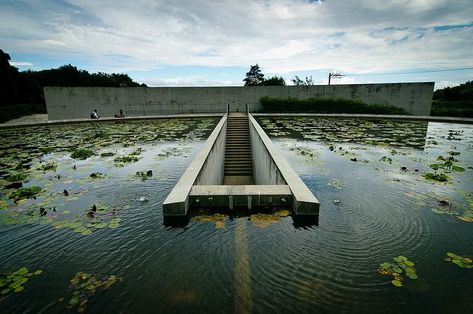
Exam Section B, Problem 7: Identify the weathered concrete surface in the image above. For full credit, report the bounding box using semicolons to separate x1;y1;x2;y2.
189;185;292;209
249;114;320;215
44;83;434;120
163;114;227;216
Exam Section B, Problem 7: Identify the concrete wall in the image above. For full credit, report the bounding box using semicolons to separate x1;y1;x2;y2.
250;117;286;185
194;118;226;185
163;114;227;216
44;82;434;120
249;114;319;215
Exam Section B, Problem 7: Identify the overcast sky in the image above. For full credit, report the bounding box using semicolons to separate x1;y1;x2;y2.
1;0;472;88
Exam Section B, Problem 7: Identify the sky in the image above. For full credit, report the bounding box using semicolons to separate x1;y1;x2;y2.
1;0;473;89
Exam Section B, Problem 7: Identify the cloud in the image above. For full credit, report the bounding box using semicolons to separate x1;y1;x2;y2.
1;0;472;85
10;61;33;67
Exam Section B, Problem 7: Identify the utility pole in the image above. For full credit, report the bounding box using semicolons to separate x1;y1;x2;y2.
328;72;343;85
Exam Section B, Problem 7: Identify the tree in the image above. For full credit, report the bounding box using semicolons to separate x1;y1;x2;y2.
292;75;314;86
243;64;265;86
261;76;286;86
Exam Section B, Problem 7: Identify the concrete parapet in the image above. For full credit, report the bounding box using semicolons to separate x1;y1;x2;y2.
248;114;320;215
163;114;227;216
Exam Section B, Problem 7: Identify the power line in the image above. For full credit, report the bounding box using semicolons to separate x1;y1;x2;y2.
345;66;473;76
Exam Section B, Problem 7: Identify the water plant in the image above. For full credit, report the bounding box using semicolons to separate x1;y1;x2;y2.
445;252;473;269
71;148;94;160
250;210;290;228
0;267;43;297
328;178;345;189
192;212;227;229
378;255;418;288
7;186;42;202
134;170;153;180
89;172;105;179
422;173;449;182
99;152;115;157
67;272;122;312
380;156;393;164
38;162;56;172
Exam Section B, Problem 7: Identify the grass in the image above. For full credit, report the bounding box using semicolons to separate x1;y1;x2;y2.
260;97;409;114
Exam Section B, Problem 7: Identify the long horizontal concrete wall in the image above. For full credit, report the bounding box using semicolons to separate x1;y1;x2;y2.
44;82;434;120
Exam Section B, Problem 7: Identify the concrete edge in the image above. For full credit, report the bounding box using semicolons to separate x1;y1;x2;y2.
162;114;228;216
0;113;224;129
190;185;292;196
248;114;320;215
252;113;473;124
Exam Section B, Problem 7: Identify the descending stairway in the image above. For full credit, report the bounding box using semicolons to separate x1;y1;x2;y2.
223;112;254;185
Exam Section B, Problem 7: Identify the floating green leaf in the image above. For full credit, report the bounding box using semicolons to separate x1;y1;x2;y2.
67;272;122;312
71;148;94;160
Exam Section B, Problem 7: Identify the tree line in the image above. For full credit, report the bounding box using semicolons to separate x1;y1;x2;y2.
0;49;145;107
243;64;314;86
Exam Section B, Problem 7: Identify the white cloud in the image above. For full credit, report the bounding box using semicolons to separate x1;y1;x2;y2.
1;0;473;84
10;61;33;67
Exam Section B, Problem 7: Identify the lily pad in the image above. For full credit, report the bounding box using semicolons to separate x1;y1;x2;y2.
391;280;403;287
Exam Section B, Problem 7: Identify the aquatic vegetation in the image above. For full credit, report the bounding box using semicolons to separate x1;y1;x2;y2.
192;212;227;229
445;252;473;269
289;146;317;158
7;186;42;202
38;162;57;172
0;267;42;297
51;203;121;235
430;161;465;172
89;172;105;179
67;272;122;312
250;210;290;228
378;256;418;288
114;155;140;166
134;170;153;181
328;178;345;189
71;148;95;160
5;171;28;182
380;156;393;164
156;146;192;160
422;173;449;182
99;152;115;157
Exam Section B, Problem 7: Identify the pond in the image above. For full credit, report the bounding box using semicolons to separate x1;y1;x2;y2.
0;116;472;313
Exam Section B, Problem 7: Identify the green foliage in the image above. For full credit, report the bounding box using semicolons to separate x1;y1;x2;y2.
433;81;473;101
260;96;409;114
431;100;473;118
0;267;43;297
423;173;449;182
8;186;42;202
378;256;418;288
243;64;265;86
67;272;122;312
260;76;286;86
292;75;314;86
71;148;94;160
445;252;473;269
432;81;473;117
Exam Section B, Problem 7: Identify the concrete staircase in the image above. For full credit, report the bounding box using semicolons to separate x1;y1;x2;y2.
224;112;254;185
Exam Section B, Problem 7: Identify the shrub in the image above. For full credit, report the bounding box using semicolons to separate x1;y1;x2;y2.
259;97;409;115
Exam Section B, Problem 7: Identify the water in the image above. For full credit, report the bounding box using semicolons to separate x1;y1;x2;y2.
0;117;472;313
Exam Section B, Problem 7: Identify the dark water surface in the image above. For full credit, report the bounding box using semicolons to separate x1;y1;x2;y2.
0;117;472;313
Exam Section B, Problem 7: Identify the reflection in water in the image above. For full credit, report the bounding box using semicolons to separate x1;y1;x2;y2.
0;117;472;313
